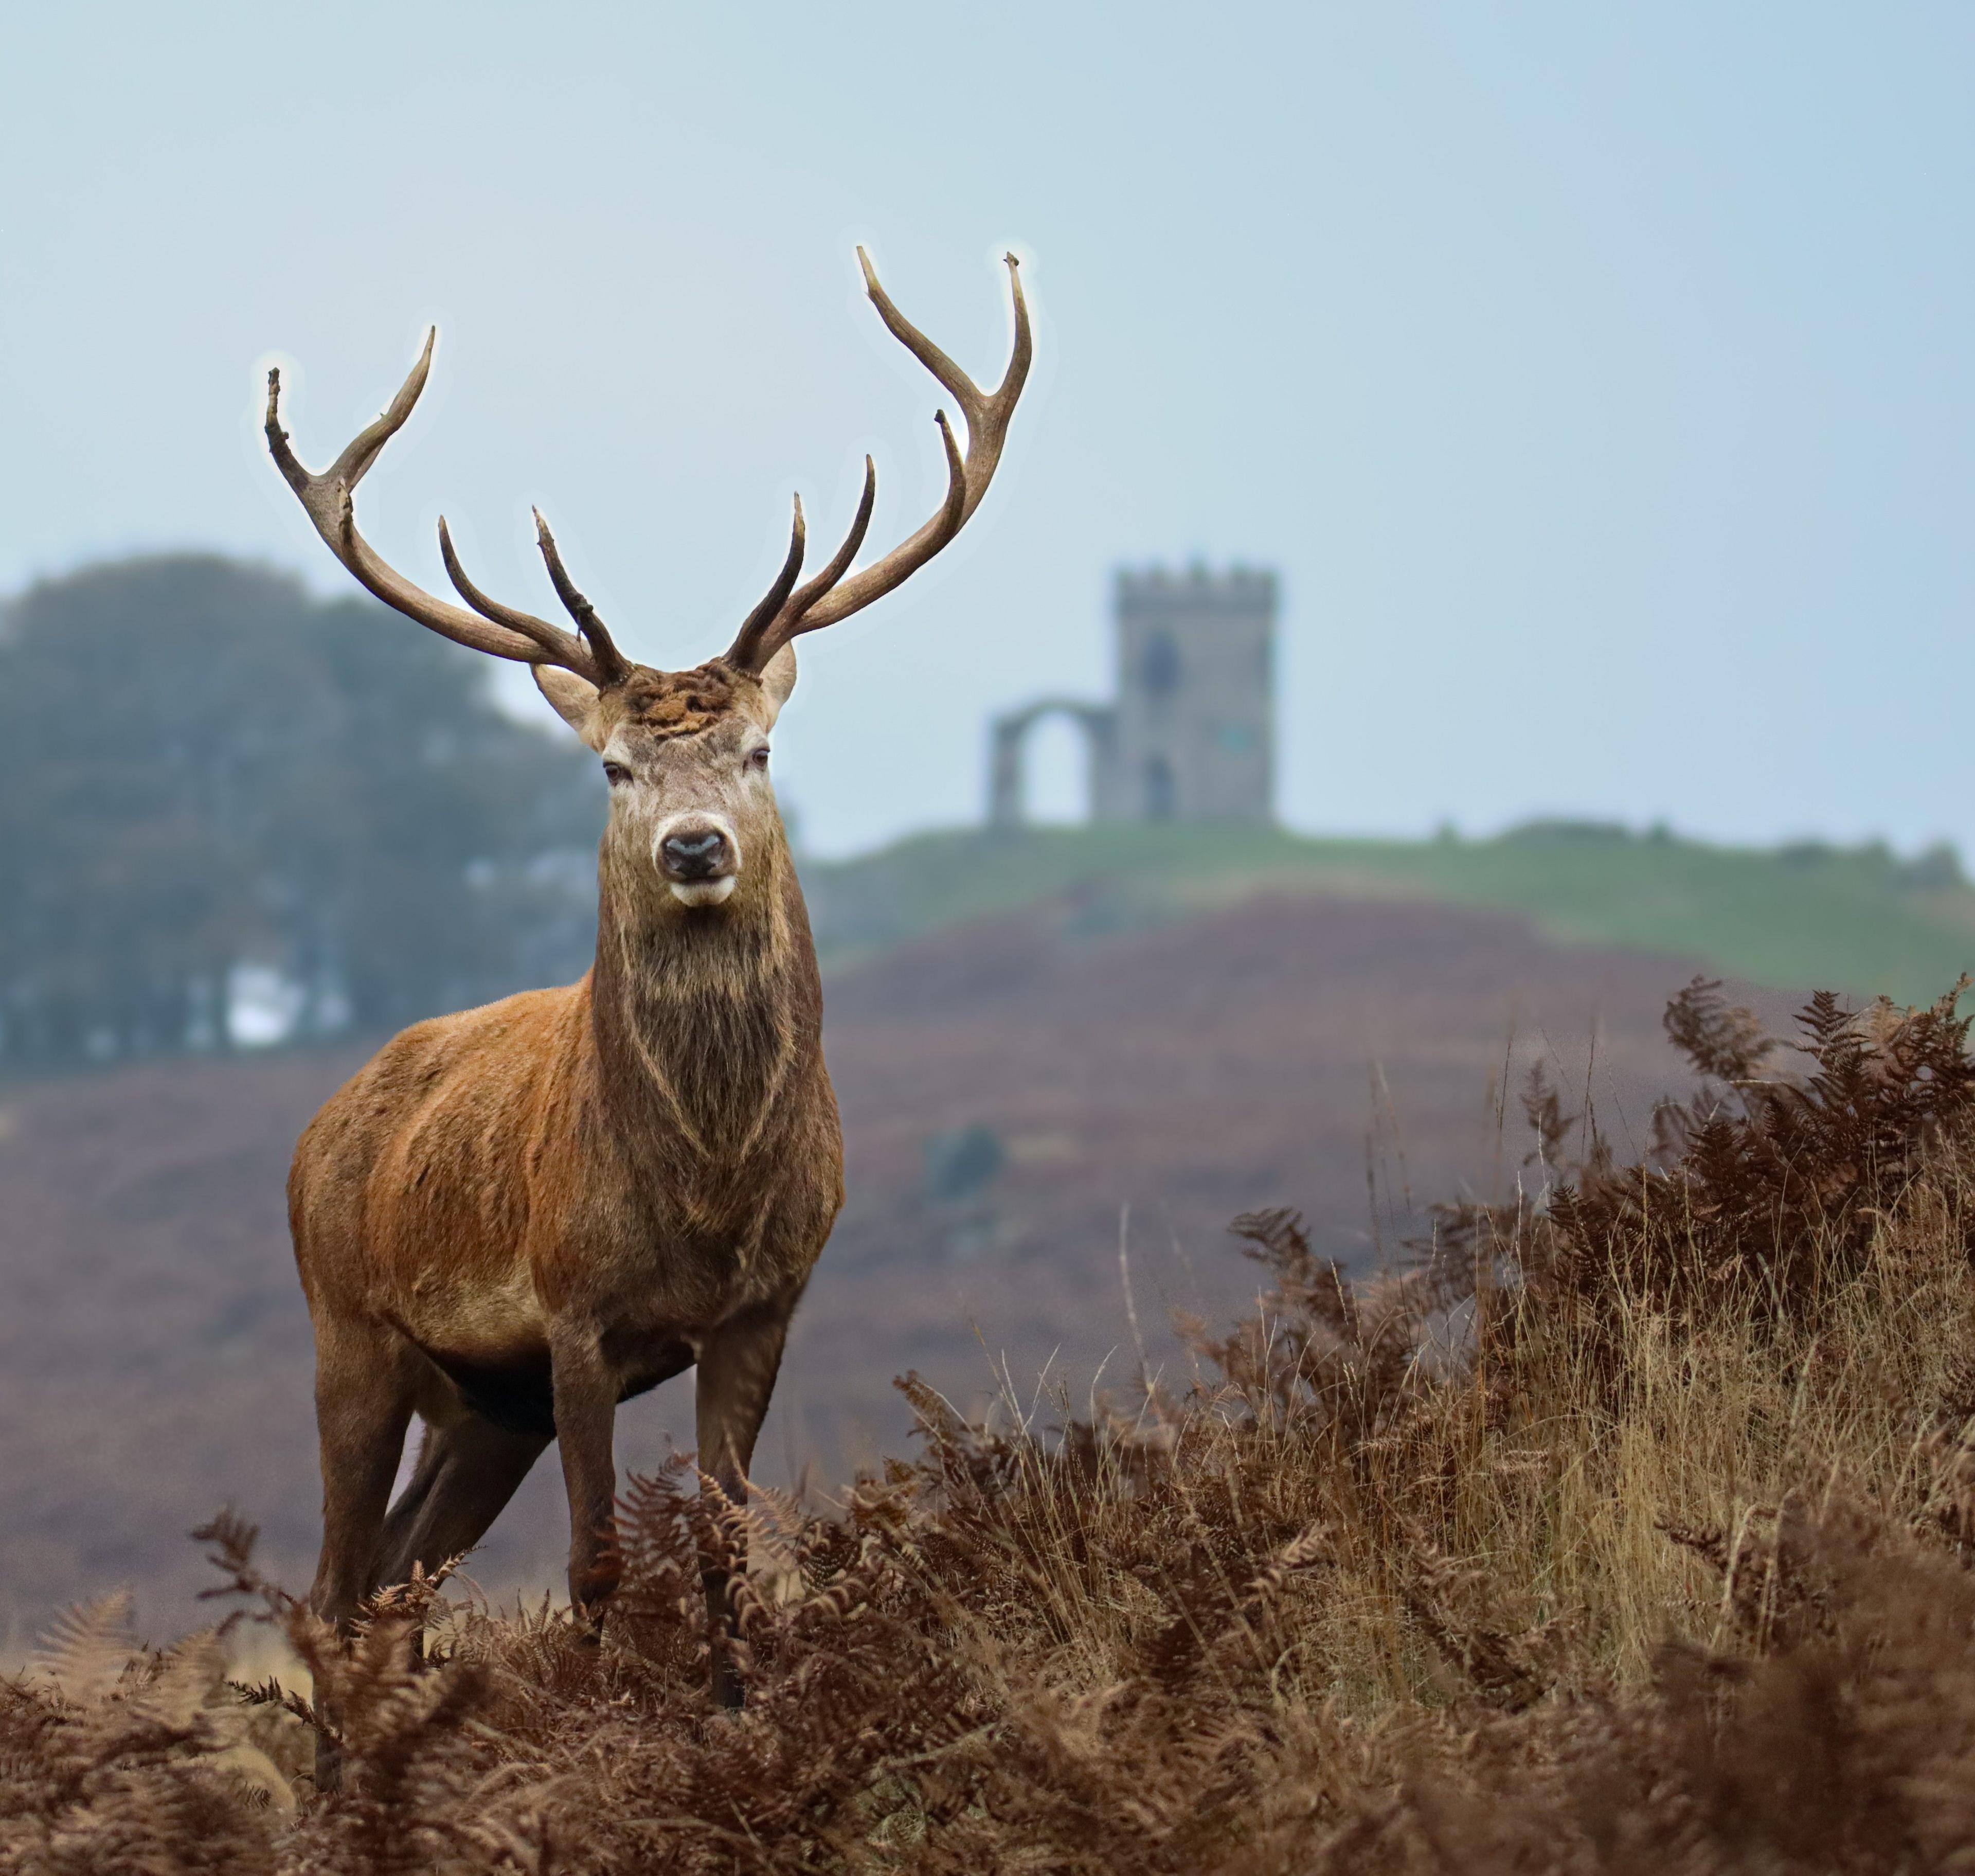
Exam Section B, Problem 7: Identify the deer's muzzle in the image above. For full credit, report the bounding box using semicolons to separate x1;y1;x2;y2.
657;817;740;906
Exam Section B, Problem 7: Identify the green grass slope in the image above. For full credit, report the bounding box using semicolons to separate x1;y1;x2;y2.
802;820;1975;1005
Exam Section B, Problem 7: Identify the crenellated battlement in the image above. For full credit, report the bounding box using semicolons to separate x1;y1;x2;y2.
1115;564;1279;610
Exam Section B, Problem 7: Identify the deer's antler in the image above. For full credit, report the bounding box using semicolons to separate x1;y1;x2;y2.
265;332;629;687
724;250;1031;675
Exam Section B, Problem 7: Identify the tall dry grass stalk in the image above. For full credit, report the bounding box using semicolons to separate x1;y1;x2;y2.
8;976;1975;1871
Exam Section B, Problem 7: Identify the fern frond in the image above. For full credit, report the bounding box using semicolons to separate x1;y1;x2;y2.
30;1589;135;1706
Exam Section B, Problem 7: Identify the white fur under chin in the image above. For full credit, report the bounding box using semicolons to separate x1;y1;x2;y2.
669;876;738;907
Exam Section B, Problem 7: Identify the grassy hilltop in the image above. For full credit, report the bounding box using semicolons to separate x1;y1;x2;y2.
804;819;1975;1004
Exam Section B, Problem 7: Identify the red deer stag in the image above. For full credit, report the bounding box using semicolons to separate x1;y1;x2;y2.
266;250;1029;1775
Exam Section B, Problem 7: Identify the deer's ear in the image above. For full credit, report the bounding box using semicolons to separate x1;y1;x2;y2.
760;642;798;727
533;665;603;745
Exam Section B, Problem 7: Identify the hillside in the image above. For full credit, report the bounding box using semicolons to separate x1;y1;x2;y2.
0;887;1756;1646
803;821;1975;1005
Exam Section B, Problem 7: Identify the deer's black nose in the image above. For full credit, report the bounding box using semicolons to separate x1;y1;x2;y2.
660;828;729;881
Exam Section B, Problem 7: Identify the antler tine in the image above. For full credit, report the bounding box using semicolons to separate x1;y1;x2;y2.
724;252;1031;673
265;332;602;682
533;510;631;686
787;456;877;619
856;248;1022;438
438;518;581;662
729;497;809;668
728;460;882;673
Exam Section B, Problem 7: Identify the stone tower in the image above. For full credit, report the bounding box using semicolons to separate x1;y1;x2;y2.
988;562;1277;827
1103;565;1275;823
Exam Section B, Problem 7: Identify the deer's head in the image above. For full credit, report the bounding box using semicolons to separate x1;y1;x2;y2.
265;250;1030;914
535;653;793;910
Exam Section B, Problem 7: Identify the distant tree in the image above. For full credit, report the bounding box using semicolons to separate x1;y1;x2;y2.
0;556;603;1068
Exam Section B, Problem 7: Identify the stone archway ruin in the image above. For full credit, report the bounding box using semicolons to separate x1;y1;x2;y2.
987;699;1117;829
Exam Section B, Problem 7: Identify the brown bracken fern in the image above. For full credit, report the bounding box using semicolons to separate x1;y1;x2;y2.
7;977;1975;1871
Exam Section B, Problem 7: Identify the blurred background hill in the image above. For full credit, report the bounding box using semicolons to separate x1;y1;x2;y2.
809;821;1975;1012
2;552;1963;1643
0;865;1788;1646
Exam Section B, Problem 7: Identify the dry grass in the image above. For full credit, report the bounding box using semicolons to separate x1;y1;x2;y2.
8;976;1975;1872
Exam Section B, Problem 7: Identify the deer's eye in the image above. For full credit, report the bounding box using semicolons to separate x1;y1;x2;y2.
602;761;631;787
748;746;770;771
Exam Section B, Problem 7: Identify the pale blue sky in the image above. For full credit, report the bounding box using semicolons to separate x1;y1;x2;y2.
2;4;1969;857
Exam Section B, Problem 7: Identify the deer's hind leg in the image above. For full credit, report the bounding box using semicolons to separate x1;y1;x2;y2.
372;1409;550;1591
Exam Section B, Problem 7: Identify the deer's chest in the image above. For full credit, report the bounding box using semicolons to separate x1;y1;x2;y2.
540;1079;840;1328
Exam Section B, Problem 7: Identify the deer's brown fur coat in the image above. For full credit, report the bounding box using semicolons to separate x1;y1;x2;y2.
290;659;841;1746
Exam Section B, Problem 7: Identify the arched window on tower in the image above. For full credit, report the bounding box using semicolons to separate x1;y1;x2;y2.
1141;629;1181;698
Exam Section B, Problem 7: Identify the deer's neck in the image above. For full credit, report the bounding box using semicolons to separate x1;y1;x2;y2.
587;837;817;1171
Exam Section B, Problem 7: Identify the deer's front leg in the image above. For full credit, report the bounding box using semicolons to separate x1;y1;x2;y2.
694;1298;795;1709
306;1316;417;1794
549;1326;621;1618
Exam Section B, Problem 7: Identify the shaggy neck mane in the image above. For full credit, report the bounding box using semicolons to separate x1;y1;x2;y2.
587;831;804;1178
